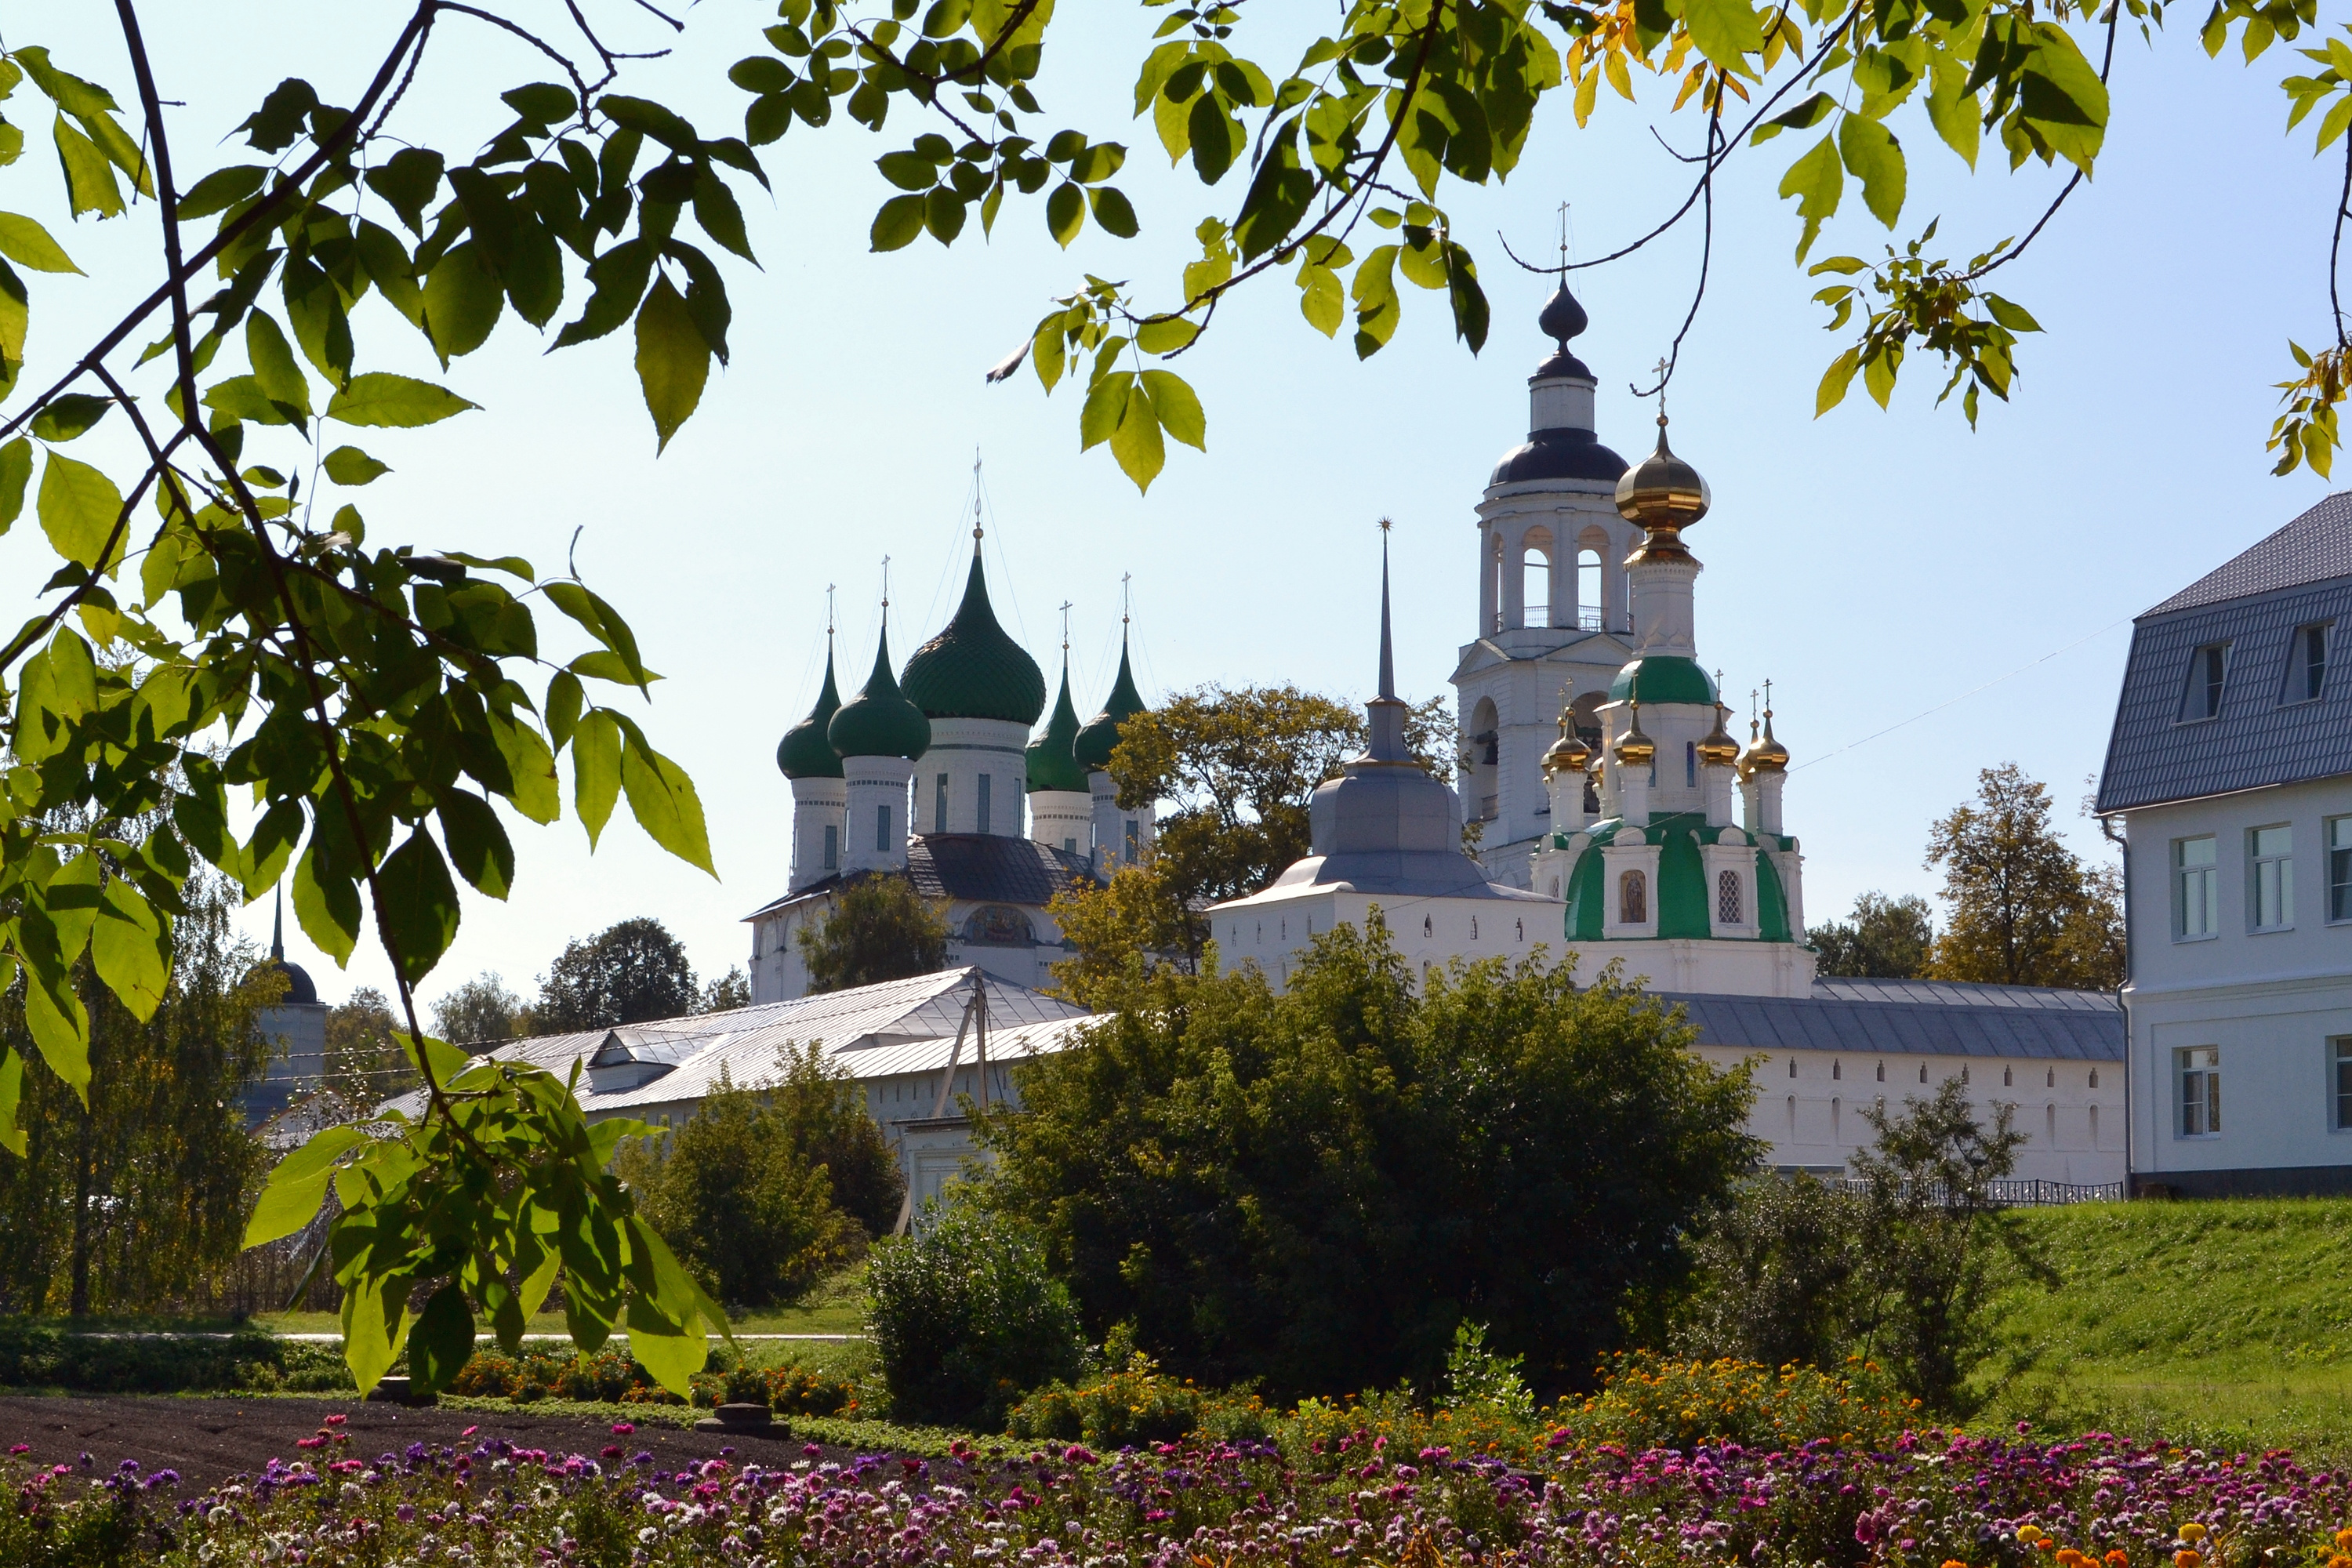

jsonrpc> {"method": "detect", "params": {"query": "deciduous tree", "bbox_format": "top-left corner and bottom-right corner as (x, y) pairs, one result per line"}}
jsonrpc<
(978, 922), (1759, 1399)
(797, 877), (951, 995)
(430, 973), (526, 1048)
(1926, 765), (2123, 990)
(534, 918), (700, 1033)
(1809, 891), (1936, 979)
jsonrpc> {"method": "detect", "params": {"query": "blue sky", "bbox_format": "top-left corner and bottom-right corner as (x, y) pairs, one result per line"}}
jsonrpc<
(16, 3), (2338, 1015)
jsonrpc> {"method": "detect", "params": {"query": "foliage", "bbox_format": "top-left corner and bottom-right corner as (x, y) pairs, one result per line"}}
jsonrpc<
(320, 986), (420, 1107)
(1007, 1350), (1210, 1448)
(698, 965), (751, 1013)
(866, 1190), (1086, 1428)
(1548, 1352), (1919, 1457)
(1808, 891), (1936, 979)
(755, 1040), (906, 1240)
(613, 1066), (862, 1308)
(978, 919), (1759, 1399)
(798, 875), (953, 995)
(1044, 862), (1203, 1008)
(1445, 1321), (1537, 1424)
(1103, 688), (1457, 961)
(1850, 1079), (2056, 1414)
(534, 917), (701, 1033)
(429, 971), (526, 1047)
(1925, 764), (2124, 990)
(1674, 1173), (1867, 1371)
(0, 1320), (301, 1393)
(0, 867), (273, 1316)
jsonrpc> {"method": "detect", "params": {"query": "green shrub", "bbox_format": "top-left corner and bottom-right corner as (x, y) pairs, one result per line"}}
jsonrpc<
(0, 1322), (293, 1393)
(766, 1363), (856, 1416)
(1007, 1352), (1202, 1447)
(448, 1351), (521, 1397)
(866, 1193), (1083, 1428)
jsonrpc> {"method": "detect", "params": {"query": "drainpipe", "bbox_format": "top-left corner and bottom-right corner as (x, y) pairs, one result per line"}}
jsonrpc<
(2100, 812), (2133, 1199)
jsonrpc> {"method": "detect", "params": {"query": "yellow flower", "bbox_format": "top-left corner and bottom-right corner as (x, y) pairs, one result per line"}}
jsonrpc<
(2180, 1526), (2208, 1544)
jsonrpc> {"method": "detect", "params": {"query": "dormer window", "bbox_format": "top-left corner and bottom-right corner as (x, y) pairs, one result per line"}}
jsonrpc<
(2288, 623), (2331, 703)
(2183, 643), (2229, 720)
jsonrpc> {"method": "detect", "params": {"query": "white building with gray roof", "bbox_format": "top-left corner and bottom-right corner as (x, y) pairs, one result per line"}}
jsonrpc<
(2097, 492), (2352, 1195)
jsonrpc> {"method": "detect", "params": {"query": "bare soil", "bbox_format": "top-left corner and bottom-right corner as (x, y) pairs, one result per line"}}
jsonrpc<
(0, 1395), (834, 1491)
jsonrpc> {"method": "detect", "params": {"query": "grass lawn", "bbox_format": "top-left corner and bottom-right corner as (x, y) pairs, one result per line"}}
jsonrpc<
(251, 1262), (873, 1345)
(1973, 1196), (2352, 1450)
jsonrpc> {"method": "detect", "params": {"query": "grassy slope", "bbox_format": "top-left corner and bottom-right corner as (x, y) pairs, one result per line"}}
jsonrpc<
(1973, 1198), (2352, 1450)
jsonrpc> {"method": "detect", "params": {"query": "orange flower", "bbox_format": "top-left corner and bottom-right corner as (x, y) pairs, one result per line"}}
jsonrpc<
(2176, 1552), (2202, 1568)
(2058, 1549), (2091, 1566)
(2336, 1534), (2352, 1554)
(2105, 1554), (2129, 1568)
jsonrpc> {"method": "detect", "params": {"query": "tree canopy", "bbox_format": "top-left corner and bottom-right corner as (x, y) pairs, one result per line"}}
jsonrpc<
(797, 877), (953, 994)
(978, 918), (1760, 1399)
(1924, 764), (2122, 989)
(533, 917), (700, 1033)
(1809, 890), (1936, 978)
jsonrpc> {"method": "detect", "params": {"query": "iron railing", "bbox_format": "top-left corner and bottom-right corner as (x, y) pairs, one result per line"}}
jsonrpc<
(1828, 1177), (2124, 1207)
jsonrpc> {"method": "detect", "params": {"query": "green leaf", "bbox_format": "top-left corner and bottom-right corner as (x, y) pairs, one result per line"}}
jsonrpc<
(572, 710), (622, 848)
(325, 374), (481, 428)
(0, 437), (29, 531)
(424, 241), (505, 364)
(2020, 24), (2108, 172)
(0, 210), (78, 273)
(243, 1126), (365, 1247)
(1188, 93), (1241, 183)
(283, 256), (356, 390)
(37, 452), (124, 571)
(924, 187), (966, 245)
(376, 827), (461, 985)
(1045, 181), (1083, 248)
(1080, 369), (1131, 452)
(52, 114), (122, 220)
(1983, 293), (2042, 332)
(1232, 121), (1313, 262)
(633, 273), (709, 453)
(0, 1050), (25, 1159)
(503, 82), (579, 124)
(21, 962), (89, 1104)
(1108, 379), (1167, 492)
(1753, 91), (1835, 145)
(1838, 115), (1906, 229)
(323, 445), (390, 485)
(91, 877), (169, 1022)
(176, 165), (266, 222)
(1351, 245), (1401, 359)
(870, 194), (926, 252)
(437, 789), (515, 900)
(1925, 54), (1980, 169)
(29, 393), (111, 443)
(245, 312), (313, 419)
(1141, 368), (1204, 452)
(1087, 186), (1139, 238)
(619, 724), (715, 875)
(488, 709), (561, 825)
(1134, 317), (1199, 354)
(408, 1285), (476, 1394)
(1777, 132), (1844, 262)
(293, 839), (363, 967)
(365, 147), (445, 235)
(1679, 0), (1765, 70)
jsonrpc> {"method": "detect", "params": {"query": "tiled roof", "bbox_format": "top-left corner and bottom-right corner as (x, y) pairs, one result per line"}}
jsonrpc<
(2146, 492), (2352, 614)
(745, 835), (1101, 920)
(2096, 559), (2352, 814)
(1652, 978), (2122, 1062)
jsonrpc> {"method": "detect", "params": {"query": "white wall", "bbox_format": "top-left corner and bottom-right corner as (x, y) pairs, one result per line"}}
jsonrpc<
(2123, 775), (2352, 1185)
(749, 891), (1073, 1004)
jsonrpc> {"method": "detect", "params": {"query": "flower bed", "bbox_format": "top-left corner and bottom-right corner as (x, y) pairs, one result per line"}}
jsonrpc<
(9, 1398), (2352, 1568)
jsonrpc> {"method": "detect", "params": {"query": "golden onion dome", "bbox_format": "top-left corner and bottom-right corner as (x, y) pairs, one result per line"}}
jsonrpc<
(1541, 709), (1593, 776)
(1614, 415), (1710, 562)
(1613, 701), (1656, 767)
(1696, 703), (1740, 768)
(1744, 710), (1791, 774)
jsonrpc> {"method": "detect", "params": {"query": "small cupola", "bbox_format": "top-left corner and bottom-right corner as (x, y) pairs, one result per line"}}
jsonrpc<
(829, 622), (931, 761)
(1075, 634), (1147, 772)
(777, 640), (845, 780)
(902, 539), (1047, 724)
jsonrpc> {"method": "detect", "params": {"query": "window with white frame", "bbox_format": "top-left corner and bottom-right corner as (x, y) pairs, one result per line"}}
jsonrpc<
(2183, 643), (2229, 720)
(2178, 1046), (2221, 1137)
(1620, 869), (1647, 924)
(2289, 623), (2332, 703)
(2330, 817), (2352, 923)
(2176, 835), (2218, 938)
(822, 824), (838, 870)
(2252, 824), (2294, 931)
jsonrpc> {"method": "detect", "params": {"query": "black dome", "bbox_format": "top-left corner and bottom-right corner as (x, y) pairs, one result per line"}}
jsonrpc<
(1490, 426), (1628, 486)
(255, 956), (318, 1007)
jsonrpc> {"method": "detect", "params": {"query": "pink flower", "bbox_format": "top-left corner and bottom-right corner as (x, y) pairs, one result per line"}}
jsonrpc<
(462, 1426), (479, 1439)
(612, 1422), (636, 1436)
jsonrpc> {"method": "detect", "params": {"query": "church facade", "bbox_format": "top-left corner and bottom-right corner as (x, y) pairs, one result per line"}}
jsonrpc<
(747, 535), (1158, 1004)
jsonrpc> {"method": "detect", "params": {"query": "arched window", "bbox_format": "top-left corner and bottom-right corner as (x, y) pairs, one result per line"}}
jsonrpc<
(2004, 1066), (2013, 1087)
(1423, 914), (1433, 936)
(1918, 1064), (1929, 1083)
(2088, 1069), (2100, 1088)
(1832, 1060), (1842, 1081)
(1831, 1097), (1841, 1141)
(1716, 869), (1742, 923)
(1619, 869), (1647, 924)
(1788, 1058), (1798, 1079)
(1577, 548), (1604, 629)
(2046, 1103), (2057, 1143)
(1876, 1061), (1886, 1082)
(1523, 546), (1551, 627)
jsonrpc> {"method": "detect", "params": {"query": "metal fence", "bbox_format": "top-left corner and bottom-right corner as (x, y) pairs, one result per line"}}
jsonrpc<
(1830, 1177), (2124, 1207)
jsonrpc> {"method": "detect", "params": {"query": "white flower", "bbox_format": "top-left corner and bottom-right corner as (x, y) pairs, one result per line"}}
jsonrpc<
(640, 1527), (660, 1544)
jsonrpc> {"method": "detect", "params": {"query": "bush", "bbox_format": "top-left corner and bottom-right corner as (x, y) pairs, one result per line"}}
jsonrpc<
(0, 1322), (299, 1393)
(867, 1192), (1083, 1428)
(1548, 1352), (1919, 1454)
(1007, 1352), (1203, 1447)
(765, 1363), (856, 1416)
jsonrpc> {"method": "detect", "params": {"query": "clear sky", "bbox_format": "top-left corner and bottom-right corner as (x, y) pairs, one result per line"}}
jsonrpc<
(16, 3), (2338, 1018)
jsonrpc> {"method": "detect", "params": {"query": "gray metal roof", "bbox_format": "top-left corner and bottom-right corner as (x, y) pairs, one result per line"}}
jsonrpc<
(2146, 492), (2352, 614)
(1651, 978), (2122, 1061)
(2096, 505), (2352, 812)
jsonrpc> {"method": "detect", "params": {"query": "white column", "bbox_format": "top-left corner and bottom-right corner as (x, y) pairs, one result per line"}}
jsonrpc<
(1029, 790), (1091, 857)
(1701, 761), (1734, 829)
(789, 778), (847, 891)
(1618, 760), (1650, 828)
(1478, 525), (1499, 636)
(1501, 527), (1526, 630)
(1548, 764), (1588, 835)
(1759, 772), (1786, 837)
(841, 757), (915, 873)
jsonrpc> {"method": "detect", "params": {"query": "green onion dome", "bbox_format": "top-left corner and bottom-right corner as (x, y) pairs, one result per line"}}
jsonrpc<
(1026, 659), (1088, 793)
(777, 644), (844, 779)
(1608, 655), (1718, 706)
(828, 625), (931, 761)
(901, 546), (1047, 724)
(1074, 635), (1147, 771)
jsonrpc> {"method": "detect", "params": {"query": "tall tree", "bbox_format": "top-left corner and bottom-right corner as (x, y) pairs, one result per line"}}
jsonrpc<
(1088, 686), (1457, 967)
(0, 868), (273, 1316)
(1809, 891), (1936, 978)
(430, 972), (526, 1047)
(533, 918), (700, 1033)
(978, 918), (1759, 1399)
(1926, 764), (2124, 989)
(797, 878), (951, 996)
(698, 967), (752, 1014)
(759, 1041), (905, 1239)
(324, 988), (421, 1107)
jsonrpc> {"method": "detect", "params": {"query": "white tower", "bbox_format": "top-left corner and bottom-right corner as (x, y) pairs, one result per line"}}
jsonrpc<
(1076, 619), (1154, 873)
(1026, 623), (1094, 857)
(829, 614), (930, 875)
(902, 520), (1047, 839)
(778, 630), (848, 891)
(1454, 282), (1642, 887)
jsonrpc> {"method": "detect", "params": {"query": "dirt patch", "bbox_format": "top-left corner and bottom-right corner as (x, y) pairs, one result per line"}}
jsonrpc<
(0, 1395), (838, 1491)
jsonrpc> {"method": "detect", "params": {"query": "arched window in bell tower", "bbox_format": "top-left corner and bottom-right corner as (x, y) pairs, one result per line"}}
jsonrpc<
(1523, 546), (1550, 628)
(1467, 697), (1500, 823)
(1577, 547), (1603, 630)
